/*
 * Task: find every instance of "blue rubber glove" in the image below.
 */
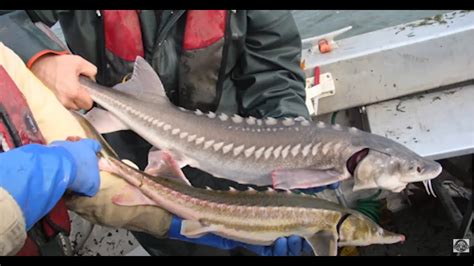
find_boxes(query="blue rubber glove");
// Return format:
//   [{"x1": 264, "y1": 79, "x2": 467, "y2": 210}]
[
  {"x1": 49, "y1": 139, "x2": 101, "y2": 196},
  {"x1": 168, "y1": 216, "x2": 313, "y2": 256},
  {"x1": 0, "y1": 139, "x2": 101, "y2": 230},
  {"x1": 298, "y1": 181, "x2": 340, "y2": 194}
]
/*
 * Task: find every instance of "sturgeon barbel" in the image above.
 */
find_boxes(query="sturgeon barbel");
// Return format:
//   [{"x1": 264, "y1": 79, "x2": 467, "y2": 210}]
[
  {"x1": 72, "y1": 111, "x2": 405, "y2": 256},
  {"x1": 79, "y1": 57, "x2": 442, "y2": 193}
]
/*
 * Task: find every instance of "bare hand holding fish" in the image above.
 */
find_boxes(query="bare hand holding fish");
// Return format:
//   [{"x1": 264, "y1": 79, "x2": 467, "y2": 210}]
[{"x1": 31, "y1": 54, "x2": 96, "y2": 110}]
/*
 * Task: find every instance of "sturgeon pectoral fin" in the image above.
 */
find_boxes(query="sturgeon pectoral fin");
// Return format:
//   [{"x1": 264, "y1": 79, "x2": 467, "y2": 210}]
[
  {"x1": 112, "y1": 183, "x2": 160, "y2": 207},
  {"x1": 304, "y1": 230, "x2": 338, "y2": 256},
  {"x1": 85, "y1": 107, "x2": 129, "y2": 134},
  {"x1": 271, "y1": 168, "x2": 344, "y2": 190},
  {"x1": 180, "y1": 220, "x2": 216, "y2": 238},
  {"x1": 145, "y1": 148, "x2": 191, "y2": 186}
]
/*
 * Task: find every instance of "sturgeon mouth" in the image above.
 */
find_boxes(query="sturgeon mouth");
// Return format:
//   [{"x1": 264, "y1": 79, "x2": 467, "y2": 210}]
[{"x1": 401, "y1": 160, "x2": 442, "y2": 197}]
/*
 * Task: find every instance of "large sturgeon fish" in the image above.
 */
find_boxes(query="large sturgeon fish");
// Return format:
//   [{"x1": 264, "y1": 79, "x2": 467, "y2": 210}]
[
  {"x1": 80, "y1": 57, "x2": 441, "y2": 193},
  {"x1": 70, "y1": 111, "x2": 406, "y2": 256}
]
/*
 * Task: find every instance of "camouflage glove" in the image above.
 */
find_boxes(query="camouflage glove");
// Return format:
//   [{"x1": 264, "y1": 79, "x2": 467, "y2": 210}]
[{"x1": 65, "y1": 168, "x2": 173, "y2": 238}]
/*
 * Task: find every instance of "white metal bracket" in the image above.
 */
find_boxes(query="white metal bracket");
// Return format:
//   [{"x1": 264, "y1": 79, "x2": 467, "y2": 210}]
[{"x1": 305, "y1": 72, "x2": 336, "y2": 116}]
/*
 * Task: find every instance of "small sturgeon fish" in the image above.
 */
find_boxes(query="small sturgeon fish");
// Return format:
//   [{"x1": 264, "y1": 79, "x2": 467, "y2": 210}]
[
  {"x1": 72, "y1": 110, "x2": 405, "y2": 256},
  {"x1": 79, "y1": 57, "x2": 442, "y2": 193},
  {"x1": 107, "y1": 155, "x2": 406, "y2": 256}
]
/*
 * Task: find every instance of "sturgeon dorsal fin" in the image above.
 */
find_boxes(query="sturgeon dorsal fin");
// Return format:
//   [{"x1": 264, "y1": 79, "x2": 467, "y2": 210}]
[{"x1": 113, "y1": 56, "x2": 169, "y2": 102}]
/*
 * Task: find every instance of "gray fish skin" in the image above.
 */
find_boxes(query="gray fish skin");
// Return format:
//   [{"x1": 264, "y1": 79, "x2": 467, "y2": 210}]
[{"x1": 79, "y1": 57, "x2": 442, "y2": 193}]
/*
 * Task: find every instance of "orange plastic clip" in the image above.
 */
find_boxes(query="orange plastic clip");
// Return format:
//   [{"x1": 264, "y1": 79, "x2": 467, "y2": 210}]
[{"x1": 318, "y1": 39, "x2": 332, "y2": 54}]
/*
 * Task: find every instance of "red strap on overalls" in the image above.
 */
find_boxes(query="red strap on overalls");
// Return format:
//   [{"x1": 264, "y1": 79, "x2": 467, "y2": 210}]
[
  {"x1": 102, "y1": 10, "x2": 228, "y2": 58},
  {"x1": 182, "y1": 10, "x2": 227, "y2": 50},
  {"x1": 102, "y1": 10, "x2": 144, "y2": 61},
  {"x1": 0, "y1": 65, "x2": 71, "y2": 256}
]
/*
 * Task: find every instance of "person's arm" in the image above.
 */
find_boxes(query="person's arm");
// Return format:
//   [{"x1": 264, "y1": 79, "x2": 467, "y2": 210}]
[
  {"x1": 235, "y1": 10, "x2": 309, "y2": 119},
  {"x1": 0, "y1": 11, "x2": 96, "y2": 110},
  {"x1": 0, "y1": 139, "x2": 101, "y2": 256},
  {"x1": 0, "y1": 139, "x2": 100, "y2": 255},
  {"x1": 0, "y1": 187, "x2": 27, "y2": 255},
  {"x1": 0, "y1": 10, "x2": 69, "y2": 67}
]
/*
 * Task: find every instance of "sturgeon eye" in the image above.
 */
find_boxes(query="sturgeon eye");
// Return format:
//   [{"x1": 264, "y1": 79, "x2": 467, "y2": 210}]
[{"x1": 416, "y1": 166, "x2": 422, "y2": 173}]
